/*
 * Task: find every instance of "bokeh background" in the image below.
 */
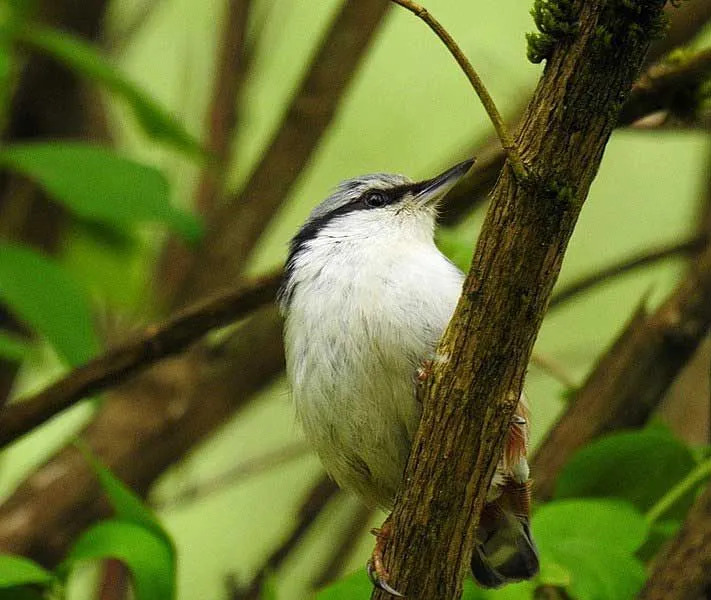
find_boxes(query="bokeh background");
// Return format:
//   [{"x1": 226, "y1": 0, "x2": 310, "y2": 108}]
[{"x1": 2, "y1": 1, "x2": 711, "y2": 599}]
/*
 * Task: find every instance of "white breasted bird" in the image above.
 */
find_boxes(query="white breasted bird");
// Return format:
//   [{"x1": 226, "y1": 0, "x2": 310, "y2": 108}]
[{"x1": 278, "y1": 159, "x2": 539, "y2": 594}]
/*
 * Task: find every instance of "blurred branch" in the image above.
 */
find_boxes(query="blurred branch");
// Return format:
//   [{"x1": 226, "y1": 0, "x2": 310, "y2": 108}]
[
  {"x1": 153, "y1": 441, "x2": 310, "y2": 510},
  {"x1": 441, "y1": 43, "x2": 711, "y2": 224},
  {"x1": 0, "y1": 272, "x2": 281, "y2": 449},
  {"x1": 619, "y1": 47, "x2": 711, "y2": 124},
  {"x1": 0, "y1": 305, "x2": 285, "y2": 564},
  {"x1": 649, "y1": 0, "x2": 711, "y2": 63},
  {"x1": 529, "y1": 352, "x2": 578, "y2": 390},
  {"x1": 532, "y1": 235, "x2": 711, "y2": 502},
  {"x1": 228, "y1": 475, "x2": 340, "y2": 600},
  {"x1": 389, "y1": 0, "x2": 525, "y2": 180},
  {"x1": 313, "y1": 502, "x2": 376, "y2": 589},
  {"x1": 195, "y1": 0, "x2": 253, "y2": 215},
  {"x1": 638, "y1": 480, "x2": 711, "y2": 600},
  {"x1": 549, "y1": 234, "x2": 708, "y2": 311},
  {"x1": 176, "y1": 0, "x2": 391, "y2": 303},
  {"x1": 103, "y1": 0, "x2": 166, "y2": 54}
]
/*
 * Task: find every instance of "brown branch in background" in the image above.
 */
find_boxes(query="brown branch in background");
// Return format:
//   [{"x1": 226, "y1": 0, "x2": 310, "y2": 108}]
[
  {"x1": 441, "y1": 43, "x2": 711, "y2": 224},
  {"x1": 195, "y1": 0, "x2": 252, "y2": 215},
  {"x1": 638, "y1": 480, "x2": 711, "y2": 600},
  {"x1": 158, "y1": 0, "x2": 253, "y2": 300},
  {"x1": 619, "y1": 47, "x2": 711, "y2": 124},
  {"x1": 312, "y1": 502, "x2": 376, "y2": 590},
  {"x1": 0, "y1": 272, "x2": 281, "y2": 449},
  {"x1": 548, "y1": 234, "x2": 708, "y2": 311},
  {"x1": 176, "y1": 0, "x2": 391, "y2": 303},
  {"x1": 650, "y1": 0, "x2": 711, "y2": 63},
  {"x1": 228, "y1": 475, "x2": 340, "y2": 600},
  {"x1": 532, "y1": 240, "x2": 711, "y2": 501},
  {"x1": 0, "y1": 305, "x2": 285, "y2": 564}
]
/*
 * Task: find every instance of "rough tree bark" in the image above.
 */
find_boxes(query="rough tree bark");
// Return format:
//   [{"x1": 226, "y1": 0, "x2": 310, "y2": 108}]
[{"x1": 372, "y1": 2, "x2": 667, "y2": 599}]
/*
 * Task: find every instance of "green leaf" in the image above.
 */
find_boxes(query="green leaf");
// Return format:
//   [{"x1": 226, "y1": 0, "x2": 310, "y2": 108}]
[
  {"x1": 0, "y1": 555, "x2": 54, "y2": 588},
  {"x1": 0, "y1": 243, "x2": 98, "y2": 365},
  {"x1": 0, "y1": 330, "x2": 31, "y2": 362},
  {"x1": 0, "y1": 142, "x2": 202, "y2": 243},
  {"x1": 315, "y1": 570, "x2": 373, "y2": 599},
  {"x1": 462, "y1": 577, "x2": 535, "y2": 599},
  {"x1": 63, "y1": 520, "x2": 175, "y2": 600},
  {"x1": 554, "y1": 428, "x2": 697, "y2": 516},
  {"x1": 18, "y1": 25, "x2": 205, "y2": 158},
  {"x1": 81, "y1": 449, "x2": 170, "y2": 546},
  {"x1": 533, "y1": 499, "x2": 648, "y2": 600}
]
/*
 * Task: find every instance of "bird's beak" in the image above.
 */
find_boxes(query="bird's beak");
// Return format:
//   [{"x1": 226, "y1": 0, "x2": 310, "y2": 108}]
[{"x1": 411, "y1": 158, "x2": 475, "y2": 207}]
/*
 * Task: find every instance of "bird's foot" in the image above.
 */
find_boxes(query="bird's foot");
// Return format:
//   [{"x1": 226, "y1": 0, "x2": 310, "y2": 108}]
[
  {"x1": 366, "y1": 520, "x2": 403, "y2": 597},
  {"x1": 416, "y1": 359, "x2": 434, "y2": 384}
]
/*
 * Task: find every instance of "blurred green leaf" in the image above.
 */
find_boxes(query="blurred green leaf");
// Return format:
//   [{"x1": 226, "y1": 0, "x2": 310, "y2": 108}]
[
  {"x1": 17, "y1": 25, "x2": 205, "y2": 158},
  {"x1": 533, "y1": 499, "x2": 648, "y2": 600},
  {"x1": 0, "y1": 330, "x2": 31, "y2": 362},
  {"x1": 0, "y1": 555, "x2": 54, "y2": 588},
  {"x1": 0, "y1": 142, "x2": 202, "y2": 243},
  {"x1": 63, "y1": 520, "x2": 175, "y2": 600},
  {"x1": 554, "y1": 428, "x2": 697, "y2": 516},
  {"x1": 315, "y1": 570, "x2": 372, "y2": 599},
  {"x1": 462, "y1": 577, "x2": 535, "y2": 599},
  {"x1": 82, "y1": 449, "x2": 172, "y2": 546},
  {"x1": 0, "y1": 243, "x2": 98, "y2": 365}
]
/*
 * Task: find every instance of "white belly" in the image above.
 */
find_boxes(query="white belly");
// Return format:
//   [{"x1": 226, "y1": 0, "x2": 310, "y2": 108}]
[{"x1": 283, "y1": 240, "x2": 463, "y2": 507}]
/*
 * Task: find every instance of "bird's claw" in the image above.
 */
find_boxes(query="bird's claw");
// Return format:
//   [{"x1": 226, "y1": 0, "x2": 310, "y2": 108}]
[
  {"x1": 367, "y1": 523, "x2": 404, "y2": 597},
  {"x1": 366, "y1": 559, "x2": 403, "y2": 597}
]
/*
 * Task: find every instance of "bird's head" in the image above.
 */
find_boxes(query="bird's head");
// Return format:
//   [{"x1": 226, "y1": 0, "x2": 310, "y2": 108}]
[
  {"x1": 279, "y1": 159, "x2": 473, "y2": 309},
  {"x1": 294, "y1": 157, "x2": 473, "y2": 246}
]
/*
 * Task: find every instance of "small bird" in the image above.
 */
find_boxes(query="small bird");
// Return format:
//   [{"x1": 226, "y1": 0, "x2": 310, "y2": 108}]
[{"x1": 278, "y1": 159, "x2": 539, "y2": 594}]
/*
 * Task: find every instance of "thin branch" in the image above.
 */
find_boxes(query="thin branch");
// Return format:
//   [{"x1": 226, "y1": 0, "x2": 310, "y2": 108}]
[
  {"x1": 153, "y1": 442, "x2": 311, "y2": 510},
  {"x1": 529, "y1": 352, "x2": 579, "y2": 390},
  {"x1": 532, "y1": 242, "x2": 711, "y2": 501},
  {"x1": 549, "y1": 234, "x2": 708, "y2": 311},
  {"x1": 312, "y1": 502, "x2": 376, "y2": 589},
  {"x1": 440, "y1": 44, "x2": 711, "y2": 223},
  {"x1": 0, "y1": 272, "x2": 281, "y2": 449},
  {"x1": 638, "y1": 480, "x2": 711, "y2": 600},
  {"x1": 389, "y1": 0, "x2": 526, "y2": 181},
  {"x1": 619, "y1": 47, "x2": 711, "y2": 124},
  {"x1": 195, "y1": 0, "x2": 252, "y2": 215},
  {"x1": 0, "y1": 305, "x2": 285, "y2": 563},
  {"x1": 228, "y1": 475, "x2": 340, "y2": 600}
]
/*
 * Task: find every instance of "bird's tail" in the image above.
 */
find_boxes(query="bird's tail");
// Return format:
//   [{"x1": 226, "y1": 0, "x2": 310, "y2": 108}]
[{"x1": 471, "y1": 478, "x2": 539, "y2": 587}]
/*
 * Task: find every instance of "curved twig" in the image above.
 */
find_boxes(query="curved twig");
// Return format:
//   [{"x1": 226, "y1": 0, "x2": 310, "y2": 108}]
[{"x1": 389, "y1": 0, "x2": 526, "y2": 181}]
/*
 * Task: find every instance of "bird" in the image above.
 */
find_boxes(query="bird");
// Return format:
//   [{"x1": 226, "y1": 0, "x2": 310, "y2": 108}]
[{"x1": 278, "y1": 159, "x2": 539, "y2": 595}]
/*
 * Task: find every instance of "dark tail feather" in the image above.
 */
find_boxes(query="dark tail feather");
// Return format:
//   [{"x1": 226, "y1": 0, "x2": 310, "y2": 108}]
[{"x1": 471, "y1": 482, "x2": 539, "y2": 588}]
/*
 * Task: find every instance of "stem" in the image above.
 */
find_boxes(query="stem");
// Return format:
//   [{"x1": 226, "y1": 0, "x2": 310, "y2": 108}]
[
  {"x1": 390, "y1": 0, "x2": 527, "y2": 181},
  {"x1": 645, "y1": 457, "x2": 711, "y2": 525}
]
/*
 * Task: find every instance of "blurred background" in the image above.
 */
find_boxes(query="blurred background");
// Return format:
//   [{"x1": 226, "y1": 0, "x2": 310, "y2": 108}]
[{"x1": 2, "y1": 1, "x2": 711, "y2": 599}]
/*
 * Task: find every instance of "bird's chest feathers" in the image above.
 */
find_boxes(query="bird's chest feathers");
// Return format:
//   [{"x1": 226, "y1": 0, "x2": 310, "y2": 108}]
[{"x1": 286, "y1": 237, "x2": 461, "y2": 398}]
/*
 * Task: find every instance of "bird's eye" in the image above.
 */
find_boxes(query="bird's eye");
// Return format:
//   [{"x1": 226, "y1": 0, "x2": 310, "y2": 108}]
[{"x1": 364, "y1": 192, "x2": 387, "y2": 208}]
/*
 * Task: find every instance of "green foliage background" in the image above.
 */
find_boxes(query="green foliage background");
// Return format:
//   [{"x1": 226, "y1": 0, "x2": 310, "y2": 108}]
[{"x1": 1, "y1": 0, "x2": 710, "y2": 599}]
